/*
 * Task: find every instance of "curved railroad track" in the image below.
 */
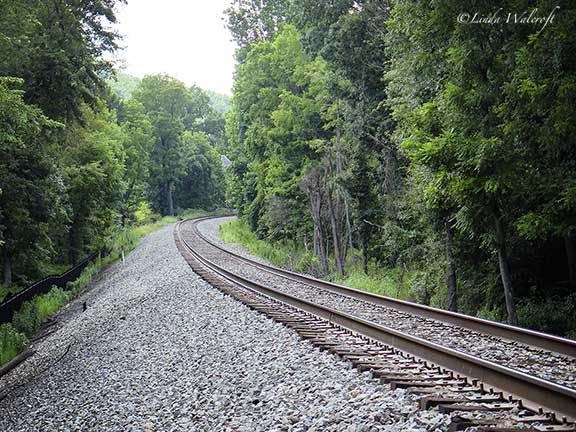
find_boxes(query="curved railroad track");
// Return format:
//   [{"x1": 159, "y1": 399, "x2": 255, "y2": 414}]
[{"x1": 176, "y1": 216, "x2": 576, "y2": 431}]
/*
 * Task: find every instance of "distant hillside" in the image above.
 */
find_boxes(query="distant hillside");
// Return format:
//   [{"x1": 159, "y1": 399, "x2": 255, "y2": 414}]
[
  {"x1": 205, "y1": 89, "x2": 232, "y2": 114},
  {"x1": 108, "y1": 71, "x2": 141, "y2": 99},
  {"x1": 108, "y1": 71, "x2": 232, "y2": 114}
]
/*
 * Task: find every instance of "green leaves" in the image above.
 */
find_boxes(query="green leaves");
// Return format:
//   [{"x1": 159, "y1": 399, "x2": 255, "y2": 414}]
[
  {"x1": 0, "y1": 77, "x2": 67, "y2": 282},
  {"x1": 132, "y1": 75, "x2": 216, "y2": 215},
  {"x1": 61, "y1": 104, "x2": 126, "y2": 261},
  {"x1": 174, "y1": 131, "x2": 225, "y2": 210},
  {"x1": 227, "y1": 25, "x2": 320, "y2": 239},
  {"x1": 0, "y1": 0, "x2": 122, "y2": 121}
]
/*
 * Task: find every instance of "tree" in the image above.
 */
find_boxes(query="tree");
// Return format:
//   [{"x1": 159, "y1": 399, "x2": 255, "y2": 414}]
[
  {"x1": 205, "y1": 90, "x2": 232, "y2": 114},
  {"x1": 223, "y1": 0, "x2": 576, "y2": 333},
  {"x1": 228, "y1": 25, "x2": 338, "y2": 250},
  {"x1": 120, "y1": 99, "x2": 154, "y2": 224},
  {"x1": 62, "y1": 104, "x2": 126, "y2": 263},
  {"x1": 0, "y1": 78, "x2": 63, "y2": 285},
  {"x1": 225, "y1": 0, "x2": 290, "y2": 55},
  {"x1": 132, "y1": 75, "x2": 216, "y2": 216},
  {"x1": 0, "y1": 0, "x2": 123, "y2": 121},
  {"x1": 108, "y1": 71, "x2": 142, "y2": 100},
  {"x1": 132, "y1": 75, "x2": 193, "y2": 216},
  {"x1": 499, "y1": 4, "x2": 576, "y2": 290},
  {"x1": 174, "y1": 132, "x2": 225, "y2": 210},
  {"x1": 295, "y1": 1, "x2": 394, "y2": 275}
]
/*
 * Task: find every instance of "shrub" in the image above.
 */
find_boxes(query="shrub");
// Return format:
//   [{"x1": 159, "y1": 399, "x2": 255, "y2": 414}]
[
  {"x1": 476, "y1": 305, "x2": 505, "y2": 323},
  {"x1": 0, "y1": 323, "x2": 28, "y2": 367},
  {"x1": 67, "y1": 262, "x2": 101, "y2": 294},
  {"x1": 517, "y1": 295, "x2": 576, "y2": 337},
  {"x1": 0, "y1": 284, "x2": 21, "y2": 303},
  {"x1": 134, "y1": 201, "x2": 154, "y2": 224},
  {"x1": 13, "y1": 300, "x2": 42, "y2": 337},
  {"x1": 220, "y1": 219, "x2": 291, "y2": 267},
  {"x1": 294, "y1": 252, "x2": 319, "y2": 273}
]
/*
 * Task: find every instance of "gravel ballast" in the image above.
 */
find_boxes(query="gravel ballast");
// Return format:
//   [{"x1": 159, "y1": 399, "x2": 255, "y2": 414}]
[{"x1": 0, "y1": 224, "x2": 449, "y2": 431}]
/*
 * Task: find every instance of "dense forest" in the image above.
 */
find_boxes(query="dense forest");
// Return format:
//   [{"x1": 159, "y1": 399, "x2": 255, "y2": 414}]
[
  {"x1": 0, "y1": 1, "x2": 227, "y2": 295},
  {"x1": 222, "y1": 0, "x2": 576, "y2": 336}
]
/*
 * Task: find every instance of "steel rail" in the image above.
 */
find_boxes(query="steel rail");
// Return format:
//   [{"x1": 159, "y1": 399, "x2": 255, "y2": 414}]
[
  {"x1": 177, "y1": 219, "x2": 576, "y2": 422},
  {"x1": 192, "y1": 216, "x2": 576, "y2": 358}
]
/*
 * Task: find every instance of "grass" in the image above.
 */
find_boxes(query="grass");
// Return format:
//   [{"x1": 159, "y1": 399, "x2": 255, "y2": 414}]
[
  {"x1": 219, "y1": 219, "x2": 418, "y2": 302},
  {"x1": 1, "y1": 208, "x2": 223, "y2": 367},
  {"x1": 1, "y1": 286, "x2": 73, "y2": 367},
  {"x1": 219, "y1": 219, "x2": 293, "y2": 267},
  {"x1": 12, "y1": 287, "x2": 71, "y2": 337},
  {"x1": 332, "y1": 266, "x2": 416, "y2": 301}
]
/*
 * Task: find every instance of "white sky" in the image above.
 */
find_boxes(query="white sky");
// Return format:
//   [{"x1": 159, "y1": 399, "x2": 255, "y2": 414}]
[{"x1": 112, "y1": 0, "x2": 237, "y2": 95}]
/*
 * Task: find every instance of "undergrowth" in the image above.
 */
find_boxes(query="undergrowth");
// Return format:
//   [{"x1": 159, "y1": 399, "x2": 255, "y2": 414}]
[
  {"x1": 220, "y1": 219, "x2": 292, "y2": 267},
  {"x1": 331, "y1": 267, "x2": 416, "y2": 302},
  {"x1": 0, "y1": 324, "x2": 27, "y2": 366}
]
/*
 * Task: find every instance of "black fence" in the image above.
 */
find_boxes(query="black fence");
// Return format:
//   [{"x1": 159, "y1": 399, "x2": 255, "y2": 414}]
[{"x1": 0, "y1": 251, "x2": 101, "y2": 325}]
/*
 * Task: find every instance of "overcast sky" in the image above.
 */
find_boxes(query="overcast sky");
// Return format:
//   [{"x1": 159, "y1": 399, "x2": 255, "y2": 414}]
[{"x1": 112, "y1": 0, "x2": 237, "y2": 95}]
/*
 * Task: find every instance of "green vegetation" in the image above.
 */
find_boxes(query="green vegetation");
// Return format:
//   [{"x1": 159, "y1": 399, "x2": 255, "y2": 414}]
[
  {"x1": 220, "y1": 219, "x2": 294, "y2": 267},
  {"x1": 0, "y1": 323, "x2": 27, "y2": 367},
  {"x1": 1, "y1": 0, "x2": 574, "y2": 368},
  {"x1": 13, "y1": 287, "x2": 69, "y2": 337},
  {"x1": 223, "y1": 1, "x2": 576, "y2": 336},
  {"x1": 108, "y1": 72, "x2": 231, "y2": 116},
  {"x1": 221, "y1": 219, "x2": 418, "y2": 302},
  {"x1": 1, "y1": 286, "x2": 75, "y2": 368},
  {"x1": 1, "y1": 1, "x2": 227, "y2": 289},
  {"x1": 222, "y1": 218, "x2": 576, "y2": 339},
  {"x1": 205, "y1": 90, "x2": 232, "y2": 114},
  {"x1": 108, "y1": 71, "x2": 142, "y2": 100}
]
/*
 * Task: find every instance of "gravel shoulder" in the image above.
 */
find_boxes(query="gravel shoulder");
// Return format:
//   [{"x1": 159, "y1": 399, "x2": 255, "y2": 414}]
[{"x1": 0, "y1": 223, "x2": 448, "y2": 432}]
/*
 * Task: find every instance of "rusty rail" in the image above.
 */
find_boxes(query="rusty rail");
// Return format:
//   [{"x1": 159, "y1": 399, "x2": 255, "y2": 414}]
[
  {"x1": 178, "y1": 218, "x2": 576, "y2": 422},
  {"x1": 192, "y1": 216, "x2": 576, "y2": 358}
]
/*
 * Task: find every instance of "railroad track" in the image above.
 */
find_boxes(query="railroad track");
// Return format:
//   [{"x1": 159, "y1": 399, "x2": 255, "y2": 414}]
[{"x1": 175, "y1": 217, "x2": 576, "y2": 431}]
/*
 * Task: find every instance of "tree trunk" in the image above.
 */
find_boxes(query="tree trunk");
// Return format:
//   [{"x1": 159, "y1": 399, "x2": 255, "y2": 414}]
[
  {"x1": 314, "y1": 224, "x2": 328, "y2": 273},
  {"x1": 445, "y1": 222, "x2": 458, "y2": 312},
  {"x1": 3, "y1": 250, "x2": 12, "y2": 286},
  {"x1": 493, "y1": 212, "x2": 517, "y2": 325},
  {"x1": 313, "y1": 187, "x2": 328, "y2": 273},
  {"x1": 332, "y1": 127, "x2": 347, "y2": 275},
  {"x1": 302, "y1": 170, "x2": 328, "y2": 273},
  {"x1": 167, "y1": 180, "x2": 175, "y2": 217},
  {"x1": 344, "y1": 197, "x2": 356, "y2": 267},
  {"x1": 327, "y1": 189, "x2": 345, "y2": 276},
  {"x1": 361, "y1": 237, "x2": 368, "y2": 275},
  {"x1": 564, "y1": 229, "x2": 576, "y2": 290}
]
